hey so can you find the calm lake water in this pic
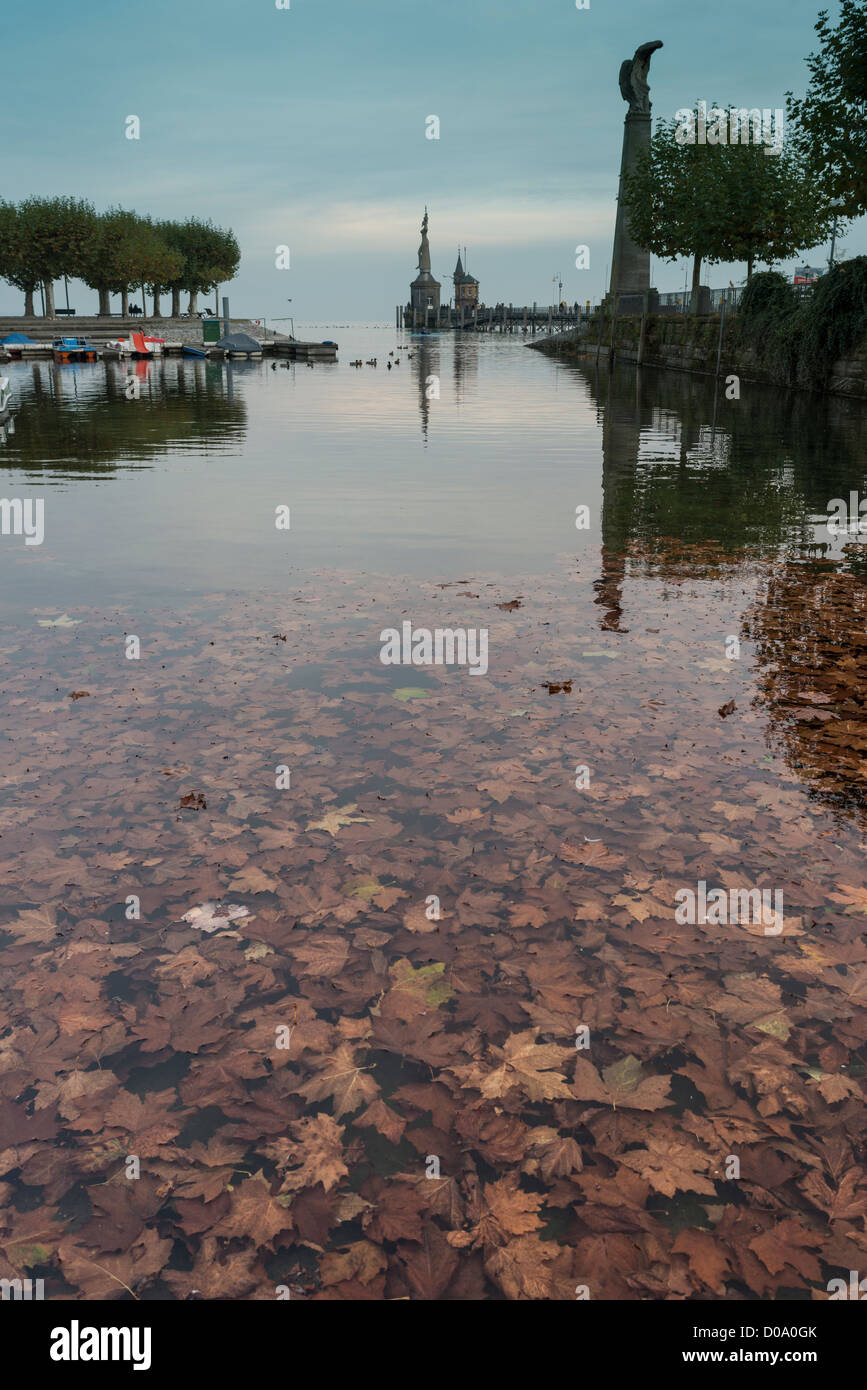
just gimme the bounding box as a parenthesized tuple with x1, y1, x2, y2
(2, 325, 867, 1302)
(3, 324, 866, 615)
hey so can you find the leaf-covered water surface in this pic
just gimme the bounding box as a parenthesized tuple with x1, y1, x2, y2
(0, 553, 865, 1301)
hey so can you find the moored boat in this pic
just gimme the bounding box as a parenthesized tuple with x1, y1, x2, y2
(52, 337, 99, 363)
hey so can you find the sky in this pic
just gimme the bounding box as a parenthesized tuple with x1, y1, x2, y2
(1, 0, 861, 320)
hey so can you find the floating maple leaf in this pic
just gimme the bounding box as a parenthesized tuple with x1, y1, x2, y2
(387, 959, 455, 1009)
(485, 1233, 569, 1300)
(181, 901, 250, 933)
(292, 935, 349, 977)
(573, 1054, 672, 1111)
(619, 1131, 717, 1197)
(219, 1171, 295, 1247)
(300, 1043, 379, 1118)
(829, 884, 867, 913)
(560, 840, 624, 870)
(451, 1029, 573, 1103)
(6, 906, 59, 942)
(307, 803, 371, 837)
(274, 1114, 349, 1193)
(37, 613, 80, 628)
(402, 902, 443, 934)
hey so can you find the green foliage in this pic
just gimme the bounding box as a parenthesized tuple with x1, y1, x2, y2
(624, 108, 836, 283)
(163, 218, 240, 297)
(0, 200, 37, 295)
(0, 197, 239, 313)
(82, 209, 175, 296)
(734, 270, 804, 384)
(731, 259, 867, 388)
(739, 270, 795, 320)
(134, 218, 184, 293)
(786, 0, 867, 218)
(797, 256, 867, 385)
(4, 196, 97, 290)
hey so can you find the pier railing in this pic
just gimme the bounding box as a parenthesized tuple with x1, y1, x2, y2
(396, 304, 591, 333)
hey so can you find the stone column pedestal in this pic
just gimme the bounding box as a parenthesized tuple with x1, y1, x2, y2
(609, 109, 653, 308)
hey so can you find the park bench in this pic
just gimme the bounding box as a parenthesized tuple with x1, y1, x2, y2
(55, 308, 76, 317)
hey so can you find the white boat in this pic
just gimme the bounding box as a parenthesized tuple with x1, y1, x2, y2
(0, 377, 12, 420)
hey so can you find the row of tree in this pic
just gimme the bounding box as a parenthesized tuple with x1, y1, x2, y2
(0, 199, 240, 317)
(623, 0, 867, 306)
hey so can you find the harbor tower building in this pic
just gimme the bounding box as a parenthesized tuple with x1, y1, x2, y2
(453, 250, 479, 312)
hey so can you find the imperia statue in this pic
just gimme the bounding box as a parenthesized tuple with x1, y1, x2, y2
(618, 40, 663, 114)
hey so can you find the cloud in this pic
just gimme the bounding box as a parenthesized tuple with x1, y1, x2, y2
(255, 195, 615, 256)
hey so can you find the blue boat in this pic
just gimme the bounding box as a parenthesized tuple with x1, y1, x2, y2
(53, 337, 98, 363)
(183, 345, 207, 358)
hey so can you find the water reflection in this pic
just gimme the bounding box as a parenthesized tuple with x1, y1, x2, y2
(567, 358, 867, 822)
(0, 357, 246, 476)
(579, 361, 867, 555)
(410, 338, 439, 441)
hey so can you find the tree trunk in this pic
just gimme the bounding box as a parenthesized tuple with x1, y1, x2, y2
(98, 287, 111, 316)
(43, 280, 55, 317)
(747, 253, 755, 281)
(151, 289, 161, 317)
(121, 288, 129, 316)
(24, 287, 34, 316)
(187, 290, 198, 317)
(690, 252, 702, 314)
(171, 287, 181, 318)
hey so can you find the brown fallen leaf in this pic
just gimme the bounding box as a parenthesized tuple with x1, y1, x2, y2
(451, 1029, 573, 1103)
(572, 1054, 672, 1111)
(299, 1043, 379, 1118)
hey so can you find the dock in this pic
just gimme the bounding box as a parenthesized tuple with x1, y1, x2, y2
(0, 316, 337, 363)
(397, 303, 589, 335)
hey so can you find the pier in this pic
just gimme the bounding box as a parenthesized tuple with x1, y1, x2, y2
(397, 303, 590, 333)
(0, 317, 337, 363)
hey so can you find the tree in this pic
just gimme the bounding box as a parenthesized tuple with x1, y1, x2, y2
(621, 123, 709, 308)
(135, 218, 183, 317)
(82, 208, 148, 315)
(0, 201, 39, 314)
(786, 0, 867, 219)
(714, 139, 836, 279)
(623, 111, 835, 305)
(162, 218, 240, 316)
(11, 196, 97, 315)
(81, 210, 182, 318)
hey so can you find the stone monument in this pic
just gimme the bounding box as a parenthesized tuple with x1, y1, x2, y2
(608, 40, 663, 312)
(409, 209, 441, 327)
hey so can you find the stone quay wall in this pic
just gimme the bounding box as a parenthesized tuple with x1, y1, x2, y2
(532, 316, 867, 402)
